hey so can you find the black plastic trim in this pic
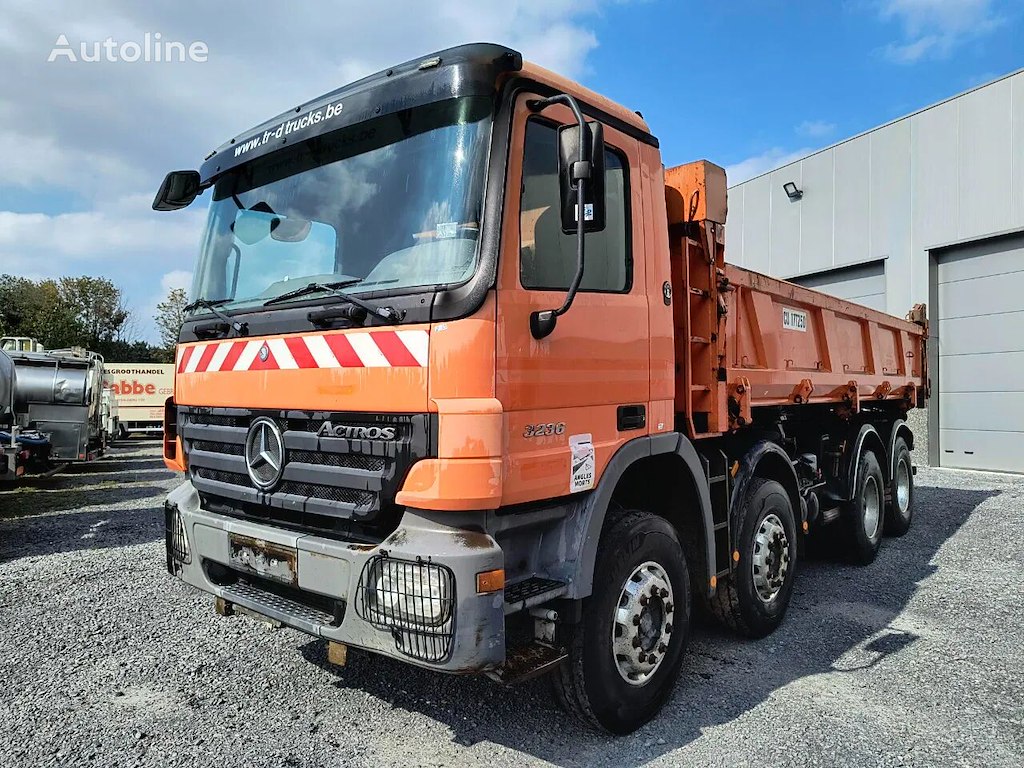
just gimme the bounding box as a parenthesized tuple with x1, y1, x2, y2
(504, 77, 659, 149)
(573, 432, 715, 598)
(199, 44, 522, 185)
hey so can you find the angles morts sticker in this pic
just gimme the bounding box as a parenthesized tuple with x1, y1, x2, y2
(569, 433, 595, 493)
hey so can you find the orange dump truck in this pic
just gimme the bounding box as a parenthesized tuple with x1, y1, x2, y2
(155, 44, 926, 733)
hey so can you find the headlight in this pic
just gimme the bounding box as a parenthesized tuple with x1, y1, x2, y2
(356, 555, 457, 663)
(365, 557, 453, 628)
(164, 501, 191, 568)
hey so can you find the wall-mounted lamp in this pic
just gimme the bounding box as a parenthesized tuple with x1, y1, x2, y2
(783, 181, 803, 200)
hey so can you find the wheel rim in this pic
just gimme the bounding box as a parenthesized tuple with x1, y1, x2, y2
(612, 561, 674, 686)
(863, 475, 881, 538)
(896, 458, 911, 514)
(751, 513, 791, 604)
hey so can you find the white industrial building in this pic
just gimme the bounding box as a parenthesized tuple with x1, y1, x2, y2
(727, 69, 1024, 474)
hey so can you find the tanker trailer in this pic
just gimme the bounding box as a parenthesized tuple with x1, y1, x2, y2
(0, 348, 51, 480)
(0, 348, 13, 480)
(9, 346, 106, 464)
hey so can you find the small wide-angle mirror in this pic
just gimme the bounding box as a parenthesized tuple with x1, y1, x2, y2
(231, 210, 276, 245)
(557, 121, 606, 233)
(152, 170, 201, 211)
(270, 216, 312, 243)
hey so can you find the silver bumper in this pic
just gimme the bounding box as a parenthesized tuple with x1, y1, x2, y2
(164, 481, 506, 672)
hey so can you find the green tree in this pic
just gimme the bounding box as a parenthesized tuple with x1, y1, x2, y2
(58, 276, 130, 348)
(0, 274, 148, 359)
(155, 287, 189, 353)
(0, 275, 40, 337)
(0, 275, 81, 346)
(99, 339, 169, 363)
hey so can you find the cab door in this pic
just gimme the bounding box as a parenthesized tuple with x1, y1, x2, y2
(496, 91, 650, 506)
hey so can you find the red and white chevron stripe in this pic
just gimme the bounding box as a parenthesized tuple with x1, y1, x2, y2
(176, 329, 429, 374)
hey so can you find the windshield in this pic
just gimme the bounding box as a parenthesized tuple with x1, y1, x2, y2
(190, 96, 492, 312)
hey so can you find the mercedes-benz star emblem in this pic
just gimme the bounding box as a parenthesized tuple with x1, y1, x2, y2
(245, 417, 285, 490)
(258, 343, 270, 362)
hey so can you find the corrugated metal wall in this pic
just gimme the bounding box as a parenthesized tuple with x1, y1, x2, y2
(727, 69, 1024, 315)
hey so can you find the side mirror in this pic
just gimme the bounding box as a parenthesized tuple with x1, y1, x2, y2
(152, 170, 201, 211)
(527, 93, 605, 340)
(557, 121, 606, 233)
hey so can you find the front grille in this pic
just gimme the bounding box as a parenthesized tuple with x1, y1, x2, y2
(193, 441, 386, 473)
(289, 450, 386, 472)
(190, 413, 239, 427)
(179, 407, 433, 539)
(196, 467, 253, 487)
(193, 440, 244, 456)
(355, 555, 456, 663)
(278, 481, 374, 507)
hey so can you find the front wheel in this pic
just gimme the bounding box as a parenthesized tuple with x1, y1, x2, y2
(552, 509, 690, 734)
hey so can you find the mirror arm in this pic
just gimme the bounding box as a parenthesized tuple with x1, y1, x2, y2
(527, 94, 591, 340)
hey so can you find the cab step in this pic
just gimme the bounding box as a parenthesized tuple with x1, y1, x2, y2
(485, 643, 567, 685)
(504, 577, 568, 614)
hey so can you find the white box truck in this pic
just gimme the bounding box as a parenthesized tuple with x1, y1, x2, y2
(103, 363, 173, 438)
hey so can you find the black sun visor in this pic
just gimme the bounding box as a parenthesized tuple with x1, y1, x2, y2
(199, 43, 522, 186)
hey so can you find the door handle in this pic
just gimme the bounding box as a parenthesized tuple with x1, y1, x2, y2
(617, 404, 646, 431)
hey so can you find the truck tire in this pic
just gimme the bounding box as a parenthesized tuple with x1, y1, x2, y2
(844, 450, 885, 564)
(118, 423, 129, 441)
(885, 437, 913, 537)
(707, 478, 798, 639)
(552, 508, 690, 734)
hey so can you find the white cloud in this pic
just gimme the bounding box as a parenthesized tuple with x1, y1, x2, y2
(0, 196, 206, 340)
(726, 147, 815, 186)
(877, 0, 1003, 63)
(160, 270, 192, 294)
(796, 120, 837, 139)
(0, 0, 632, 341)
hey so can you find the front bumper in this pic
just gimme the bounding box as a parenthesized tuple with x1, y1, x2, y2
(164, 481, 506, 672)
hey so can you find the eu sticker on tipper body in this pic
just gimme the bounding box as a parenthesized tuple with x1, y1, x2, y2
(569, 433, 595, 493)
(782, 307, 808, 332)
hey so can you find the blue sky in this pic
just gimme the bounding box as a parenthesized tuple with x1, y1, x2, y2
(583, 0, 1023, 176)
(0, 0, 1020, 342)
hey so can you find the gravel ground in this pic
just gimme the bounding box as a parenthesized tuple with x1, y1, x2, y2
(1, 443, 1022, 767)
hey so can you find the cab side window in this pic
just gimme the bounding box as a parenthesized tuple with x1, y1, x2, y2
(519, 119, 631, 292)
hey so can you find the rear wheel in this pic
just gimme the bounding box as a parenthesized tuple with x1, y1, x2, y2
(844, 451, 885, 564)
(885, 437, 913, 536)
(552, 508, 690, 734)
(707, 478, 798, 639)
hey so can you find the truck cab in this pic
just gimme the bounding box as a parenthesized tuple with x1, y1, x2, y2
(157, 44, 924, 734)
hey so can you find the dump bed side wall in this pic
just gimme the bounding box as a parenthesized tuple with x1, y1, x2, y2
(664, 160, 926, 435)
(722, 264, 926, 409)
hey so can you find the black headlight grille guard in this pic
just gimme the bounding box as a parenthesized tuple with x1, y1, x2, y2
(164, 501, 191, 572)
(355, 554, 455, 663)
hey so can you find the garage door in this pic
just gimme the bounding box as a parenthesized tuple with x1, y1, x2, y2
(791, 261, 887, 312)
(936, 235, 1024, 473)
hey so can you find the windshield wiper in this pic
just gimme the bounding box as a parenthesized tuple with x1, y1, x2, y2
(184, 298, 248, 336)
(263, 280, 402, 322)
